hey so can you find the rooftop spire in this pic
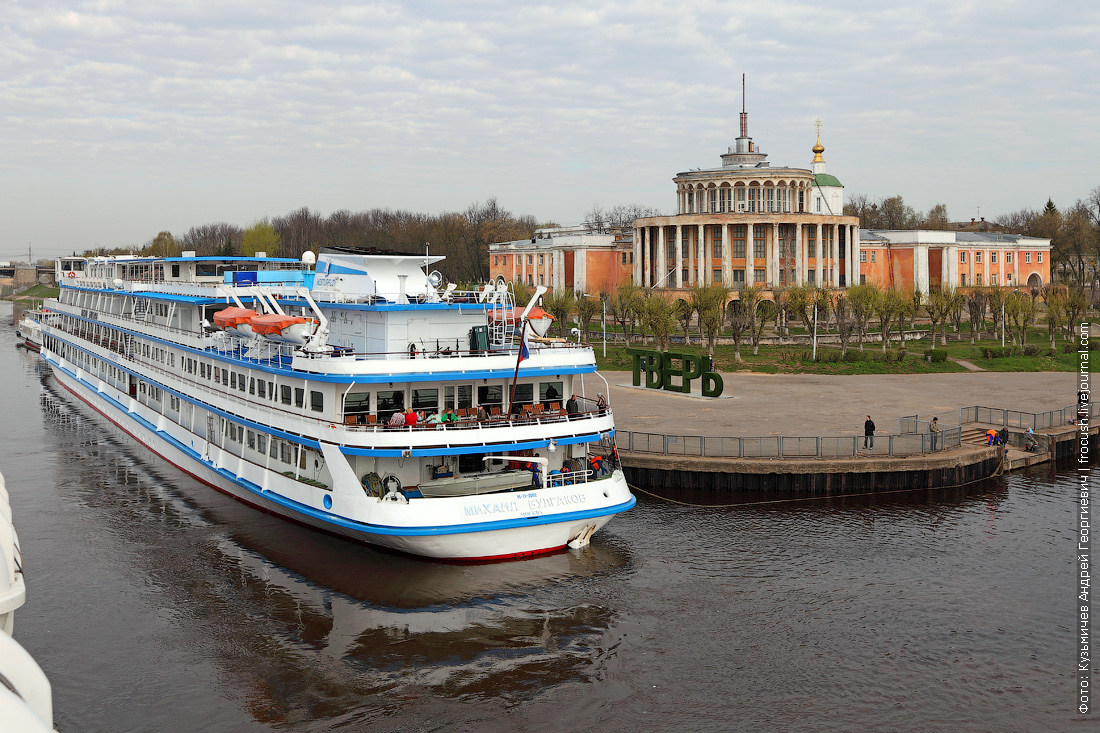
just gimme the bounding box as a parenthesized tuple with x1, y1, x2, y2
(739, 73, 748, 138)
(812, 117, 824, 163)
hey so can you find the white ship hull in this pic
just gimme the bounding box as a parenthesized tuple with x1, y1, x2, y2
(48, 358, 632, 560)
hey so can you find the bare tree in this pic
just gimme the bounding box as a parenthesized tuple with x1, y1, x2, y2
(966, 290, 987, 344)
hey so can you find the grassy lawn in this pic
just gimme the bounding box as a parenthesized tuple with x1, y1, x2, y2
(593, 325, 1084, 375)
(7, 284, 60, 300)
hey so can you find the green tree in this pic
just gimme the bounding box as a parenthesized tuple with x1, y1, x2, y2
(985, 286, 1008, 339)
(846, 283, 877, 350)
(575, 295, 601, 341)
(674, 299, 695, 345)
(726, 288, 761, 363)
(692, 283, 731, 356)
(966, 289, 987, 344)
(145, 230, 179, 257)
(1004, 290, 1035, 345)
(543, 289, 576, 338)
(1041, 286, 1067, 350)
(834, 294, 856, 358)
(642, 293, 676, 350)
(750, 297, 777, 356)
(241, 220, 280, 256)
(873, 288, 906, 352)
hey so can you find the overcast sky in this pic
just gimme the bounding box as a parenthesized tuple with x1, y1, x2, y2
(2, 0, 1097, 261)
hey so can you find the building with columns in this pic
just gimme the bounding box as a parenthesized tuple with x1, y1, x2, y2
(488, 225, 634, 294)
(633, 112, 859, 292)
(858, 230, 1051, 292)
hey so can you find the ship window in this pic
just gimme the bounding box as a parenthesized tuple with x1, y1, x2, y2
(239, 375, 247, 393)
(200, 363, 206, 378)
(310, 391, 323, 412)
(376, 390, 404, 422)
(257, 434, 267, 455)
(257, 380, 266, 399)
(281, 385, 292, 405)
(268, 381, 275, 400)
(249, 378, 256, 395)
(510, 384, 533, 414)
(214, 368, 220, 384)
(477, 385, 503, 410)
(344, 392, 370, 419)
(411, 388, 438, 413)
(294, 387, 304, 407)
(444, 385, 472, 410)
(269, 438, 278, 458)
(247, 430, 255, 449)
(222, 368, 229, 384)
(230, 372, 237, 389)
(539, 382, 563, 408)
(171, 264, 180, 278)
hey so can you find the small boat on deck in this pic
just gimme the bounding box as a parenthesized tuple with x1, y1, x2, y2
(212, 306, 259, 338)
(15, 309, 46, 351)
(250, 313, 315, 345)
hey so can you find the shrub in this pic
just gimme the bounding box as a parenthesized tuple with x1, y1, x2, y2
(926, 350, 949, 363)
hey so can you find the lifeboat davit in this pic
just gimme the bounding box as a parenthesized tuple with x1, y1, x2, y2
(251, 314, 316, 345)
(213, 307, 259, 337)
(489, 306, 555, 337)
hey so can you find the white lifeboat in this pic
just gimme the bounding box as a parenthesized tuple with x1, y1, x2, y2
(212, 307, 259, 338)
(251, 314, 317, 345)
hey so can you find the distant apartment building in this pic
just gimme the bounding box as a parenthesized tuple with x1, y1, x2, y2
(859, 230, 1051, 291)
(488, 225, 634, 294)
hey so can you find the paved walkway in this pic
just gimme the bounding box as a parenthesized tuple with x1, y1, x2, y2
(594, 371, 1076, 438)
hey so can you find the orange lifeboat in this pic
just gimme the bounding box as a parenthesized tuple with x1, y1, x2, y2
(488, 305, 555, 337)
(251, 314, 316, 345)
(213, 307, 258, 337)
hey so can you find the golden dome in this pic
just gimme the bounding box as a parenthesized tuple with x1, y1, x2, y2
(812, 135, 824, 163)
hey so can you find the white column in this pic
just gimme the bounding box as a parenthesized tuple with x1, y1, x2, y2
(746, 223, 755, 286)
(814, 223, 823, 287)
(675, 225, 683, 288)
(795, 223, 804, 286)
(643, 228, 651, 287)
(697, 224, 705, 285)
(998, 249, 1005, 285)
(852, 225, 860, 287)
(658, 226, 667, 289)
(722, 224, 731, 286)
(770, 222, 779, 286)
(633, 228, 642, 285)
(914, 244, 930, 294)
(830, 225, 839, 287)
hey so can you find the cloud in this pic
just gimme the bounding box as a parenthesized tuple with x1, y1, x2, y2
(0, 0, 1097, 258)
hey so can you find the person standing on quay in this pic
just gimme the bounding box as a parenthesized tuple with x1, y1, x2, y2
(930, 416, 941, 450)
(864, 415, 876, 449)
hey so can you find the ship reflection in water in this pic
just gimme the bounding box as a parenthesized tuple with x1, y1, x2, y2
(39, 383, 628, 726)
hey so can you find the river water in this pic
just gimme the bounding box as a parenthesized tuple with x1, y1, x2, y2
(1, 303, 1086, 731)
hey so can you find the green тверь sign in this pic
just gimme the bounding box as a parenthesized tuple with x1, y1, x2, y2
(627, 349, 724, 397)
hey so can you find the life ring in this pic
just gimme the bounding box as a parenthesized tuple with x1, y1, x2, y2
(66, 272, 75, 279)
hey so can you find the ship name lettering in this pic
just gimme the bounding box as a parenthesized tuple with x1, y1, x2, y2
(463, 500, 520, 517)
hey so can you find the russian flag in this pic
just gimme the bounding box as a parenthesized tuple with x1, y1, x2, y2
(519, 324, 531, 362)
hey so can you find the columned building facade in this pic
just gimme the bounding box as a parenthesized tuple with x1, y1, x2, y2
(633, 115, 858, 293)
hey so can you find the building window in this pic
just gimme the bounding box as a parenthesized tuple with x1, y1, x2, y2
(860, 274, 866, 284)
(1025, 252, 1031, 263)
(748, 188, 758, 213)
(870, 251, 876, 263)
(1006, 272, 1013, 282)
(754, 268, 766, 282)
(713, 268, 723, 282)
(960, 274, 967, 286)
(687, 191, 694, 214)
(1006, 252, 1012, 263)
(713, 240, 723, 258)
(732, 270, 745, 283)
(808, 270, 816, 284)
(976, 273, 983, 285)
(719, 188, 730, 212)
(779, 269, 785, 283)
(960, 251, 967, 263)
(682, 269, 689, 281)
(766, 188, 775, 212)
(708, 189, 716, 212)
(975, 252, 982, 263)
(798, 190, 805, 212)
(622, 252, 627, 264)
(859, 251, 866, 263)
(736, 187, 746, 211)
(991, 273, 998, 285)
(753, 236, 765, 259)
(1037, 252, 1043, 263)
(990, 252, 997, 263)
(815, 198, 821, 213)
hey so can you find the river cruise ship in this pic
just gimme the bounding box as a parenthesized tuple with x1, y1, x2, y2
(40, 249, 634, 560)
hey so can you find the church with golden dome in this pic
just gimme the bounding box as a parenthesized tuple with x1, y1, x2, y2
(632, 96, 859, 292)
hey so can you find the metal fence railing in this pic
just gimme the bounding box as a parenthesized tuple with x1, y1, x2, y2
(620, 425, 963, 459)
(958, 403, 1094, 431)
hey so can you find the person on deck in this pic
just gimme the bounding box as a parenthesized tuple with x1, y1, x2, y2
(404, 407, 417, 426)
(566, 395, 580, 417)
